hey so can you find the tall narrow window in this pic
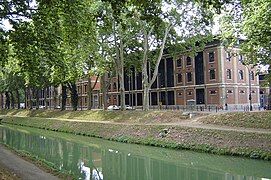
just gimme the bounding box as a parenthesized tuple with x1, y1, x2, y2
(187, 72, 192, 82)
(177, 58, 182, 67)
(250, 71, 255, 80)
(226, 69, 232, 79)
(210, 69, 215, 80)
(113, 82, 117, 89)
(186, 56, 191, 66)
(84, 85, 87, 94)
(238, 54, 243, 63)
(177, 73, 182, 83)
(226, 51, 231, 61)
(209, 52, 214, 62)
(239, 70, 244, 80)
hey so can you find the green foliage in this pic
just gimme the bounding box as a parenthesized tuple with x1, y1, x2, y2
(220, 0, 271, 77)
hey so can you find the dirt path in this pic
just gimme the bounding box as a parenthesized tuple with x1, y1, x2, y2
(8, 115, 271, 134)
(0, 144, 59, 180)
(45, 117, 271, 134)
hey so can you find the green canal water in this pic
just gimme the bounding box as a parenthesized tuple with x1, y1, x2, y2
(1, 124, 271, 180)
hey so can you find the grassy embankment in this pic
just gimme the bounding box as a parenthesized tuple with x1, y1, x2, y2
(1, 109, 271, 161)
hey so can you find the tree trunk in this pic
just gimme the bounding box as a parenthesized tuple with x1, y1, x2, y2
(113, 21, 125, 110)
(101, 75, 110, 110)
(52, 86, 57, 109)
(35, 89, 39, 110)
(5, 92, 10, 109)
(10, 91, 15, 109)
(119, 40, 125, 110)
(87, 77, 92, 110)
(101, 77, 107, 110)
(143, 86, 150, 111)
(0, 93, 3, 109)
(16, 89, 20, 109)
(44, 87, 47, 109)
(141, 23, 172, 110)
(29, 87, 33, 110)
(24, 88, 27, 109)
(69, 83, 78, 111)
(61, 84, 67, 111)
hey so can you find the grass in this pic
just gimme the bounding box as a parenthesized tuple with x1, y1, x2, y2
(2, 116, 271, 160)
(0, 109, 191, 123)
(199, 111, 271, 129)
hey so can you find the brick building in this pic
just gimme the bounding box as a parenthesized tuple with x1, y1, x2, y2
(106, 40, 262, 110)
(4, 40, 268, 110)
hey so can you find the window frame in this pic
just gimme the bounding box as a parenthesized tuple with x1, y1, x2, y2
(186, 56, 192, 66)
(238, 54, 243, 63)
(187, 72, 192, 82)
(226, 69, 232, 79)
(177, 58, 182, 68)
(177, 73, 182, 84)
(226, 51, 231, 61)
(250, 71, 255, 80)
(209, 69, 216, 80)
(209, 52, 215, 62)
(239, 70, 244, 80)
(209, 90, 217, 95)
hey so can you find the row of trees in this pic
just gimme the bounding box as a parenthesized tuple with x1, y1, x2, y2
(0, 0, 270, 111)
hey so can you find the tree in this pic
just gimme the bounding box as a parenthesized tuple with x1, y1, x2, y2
(220, 0, 271, 109)
(220, 0, 271, 71)
(128, 0, 214, 110)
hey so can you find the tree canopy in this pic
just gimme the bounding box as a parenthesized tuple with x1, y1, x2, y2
(1, 0, 269, 110)
(220, 0, 271, 73)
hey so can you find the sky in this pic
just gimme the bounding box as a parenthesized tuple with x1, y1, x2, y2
(0, 19, 13, 31)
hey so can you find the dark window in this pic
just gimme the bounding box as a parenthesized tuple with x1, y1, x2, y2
(226, 69, 231, 79)
(188, 91, 192, 96)
(187, 72, 192, 82)
(239, 70, 244, 80)
(209, 90, 216, 94)
(136, 72, 142, 90)
(84, 85, 87, 94)
(227, 90, 233, 93)
(250, 71, 255, 80)
(226, 51, 231, 61)
(195, 52, 204, 85)
(209, 52, 214, 62)
(177, 73, 182, 83)
(166, 57, 174, 87)
(210, 69, 215, 80)
(238, 54, 243, 63)
(186, 56, 191, 66)
(178, 92, 182, 96)
(177, 58, 182, 67)
(240, 90, 245, 93)
(113, 82, 117, 89)
(158, 59, 165, 88)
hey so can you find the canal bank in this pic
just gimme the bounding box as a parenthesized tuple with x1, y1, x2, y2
(1, 110, 271, 161)
(0, 144, 60, 179)
(1, 124, 271, 180)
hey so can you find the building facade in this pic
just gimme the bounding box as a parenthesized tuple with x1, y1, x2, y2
(106, 40, 261, 110)
(3, 40, 268, 110)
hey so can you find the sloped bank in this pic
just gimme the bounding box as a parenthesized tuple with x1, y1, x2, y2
(2, 116, 271, 161)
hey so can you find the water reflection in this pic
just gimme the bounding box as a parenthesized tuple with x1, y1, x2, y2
(1, 125, 271, 180)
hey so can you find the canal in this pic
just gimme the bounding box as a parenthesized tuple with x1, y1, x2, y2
(1, 124, 271, 180)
